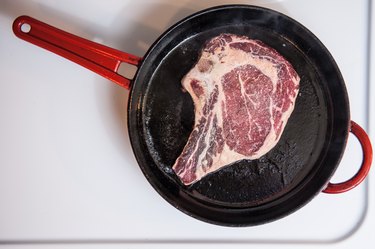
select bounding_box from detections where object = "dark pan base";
[128,5,350,226]
[143,27,327,207]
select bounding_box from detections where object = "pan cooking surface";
[142,24,328,206]
[128,5,349,225]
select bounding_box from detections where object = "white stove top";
[0,0,373,248]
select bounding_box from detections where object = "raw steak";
[172,33,300,185]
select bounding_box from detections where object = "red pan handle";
[323,121,372,194]
[12,16,141,90]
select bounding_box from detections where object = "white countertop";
[0,0,373,248]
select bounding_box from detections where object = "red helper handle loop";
[12,16,141,89]
[323,121,373,194]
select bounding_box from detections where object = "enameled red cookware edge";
[12,15,141,89]
[323,120,372,193]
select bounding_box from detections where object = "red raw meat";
[173,34,300,185]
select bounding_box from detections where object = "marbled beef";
[172,34,300,185]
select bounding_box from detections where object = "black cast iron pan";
[13,5,372,226]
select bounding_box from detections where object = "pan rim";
[127,4,350,226]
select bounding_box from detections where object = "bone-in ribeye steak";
[172,33,300,185]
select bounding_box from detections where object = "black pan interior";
[128,5,350,226]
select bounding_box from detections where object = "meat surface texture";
[172,34,300,185]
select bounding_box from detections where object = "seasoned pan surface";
[128,5,349,225]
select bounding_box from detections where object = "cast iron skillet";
[13,5,372,226]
